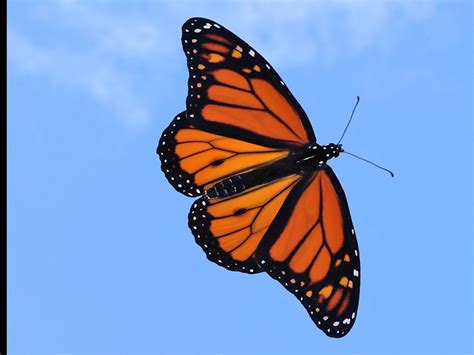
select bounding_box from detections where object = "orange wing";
[157,112,289,197]
[189,174,302,273]
[256,166,360,338]
[182,18,315,148]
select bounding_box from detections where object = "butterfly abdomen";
[205,175,246,199]
[205,157,296,199]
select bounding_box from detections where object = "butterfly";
[157,17,360,338]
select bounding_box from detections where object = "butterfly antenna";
[337,96,360,145]
[342,150,394,177]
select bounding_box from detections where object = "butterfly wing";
[182,17,316,148]
[158,112,289,197]
[189,174,302,273]
[256,166,360,337]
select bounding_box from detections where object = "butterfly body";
[158,17,361,338]
[205,143,342,199]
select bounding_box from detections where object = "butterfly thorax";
[205,143,342,200]
[294,143,343,167]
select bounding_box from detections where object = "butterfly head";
[327,143,343,156]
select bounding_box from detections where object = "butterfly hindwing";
[158,112,290,197]
[182,17,316,148]
[189,174,302,273]
[256,166,360,338]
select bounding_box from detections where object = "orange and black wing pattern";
[158,17,362,338]
[181,17,315,148]
[157,112,289,197]
[189,174,302,273]
[256,166,360,338]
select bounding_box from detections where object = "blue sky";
[7,1,472,354]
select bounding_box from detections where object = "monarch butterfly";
[157,17,360,338]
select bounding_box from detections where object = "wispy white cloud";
[38,0,178,59]
[8,0,436,127]
[8,0,178,127]
[8,28,150,127]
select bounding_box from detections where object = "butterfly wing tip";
[318,323,354,339]
[326,332,349,339]
[183,17,213,29]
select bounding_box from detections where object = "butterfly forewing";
[182,17,316,148]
